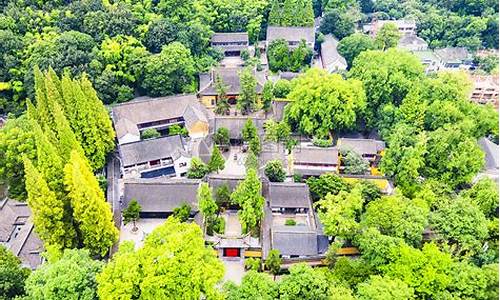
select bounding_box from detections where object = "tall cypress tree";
[24,159,75,250]
[64,150,118,257]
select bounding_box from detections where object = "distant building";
[211,116,266,143]
[119,135,191,179]
[292,145,339,177]
[210,32,249,57]
[266,26,315,49]
[469,75,499,107]
[320,34,347,73]
[0,198,44,269]
[398,34,428,51]
[477,137,499,183]
[123,178,201,218]
[434,47,473,70]
[364,19,416,37]
[265,182,328,258]
[337,138,385,175]
[412,50,440,74]
[112,94,210,144]
[198,67,266,109]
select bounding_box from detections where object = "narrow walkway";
[224,210,242,237]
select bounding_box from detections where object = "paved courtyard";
[222,259,245,284]
[120,218,165,248]
[220,147,247,176]
[223,210,242,236]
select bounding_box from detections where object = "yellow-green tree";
[64,150,118,257]
[24,159,74,250]
[97,218,224,299]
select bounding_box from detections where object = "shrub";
[273,79,291,98]
[187,158,209,179]
[141,128,160,139]
[264,160,286,182]
[312,136,332,147]
[213,127,230,147]
[245,258,261,271]
[173,203,192,222]
[285,219,296,226]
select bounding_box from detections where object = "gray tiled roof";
[198,67,264,96]
[268,182,311,209]
[119,135,188,167]
[271,228,319,256]
[123,178,201,213]
[212,117,265,140]
[478,137,499,171]
[320,34,347,69]
[211,32,249,44]
[0,199,43,269]
[266,26,315,46]
[337,138,385,156]
[435,47,471,63]
[112,94,208,140]
[398,34,428,48]
[207,174,245,192]
[293,146,339,165]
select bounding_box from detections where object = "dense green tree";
[374,23,400,50]
[286,68,366,137]
[264,160,286,182]
[0,245,30,300]
[316,186,364,240]
[424,124,484,188]
[97,218,224,299]
[430,197,489,256]
[272,79,291,98]
[355,227,405,269]
[208,146,225,173]
[381,243,453,299]
[237,67,257,114]
[267,39,312,72]
[362,194,428,247]
[24,159,73,250]
[215,184,232,207]
[231,168,265,233]
[141,42,196,97]
[214,73,230,115]
[123,199,141,232]
[337,33,376,69]
[306,172,349,201]
[187,157,209,179]
[140,128,161,140]
[242,118,258,142]
[277,264,329,300]
[268,0,315,27]
[461,178,499,217]
[25,249,102,300]
[64,150,118,257]
[198,182,218,221]
[341,149,369,175]
[265,249,282,279]
[348,49,423,128]
[357,275,414,300]
[213,127,230,146]
[245,150,259,171]
[261,81,274,112]
[225,271,277,300]
[0,115,36,200]
[319,9,356,39]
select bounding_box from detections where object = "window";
[179,162,187,167]
[150,159,160,166]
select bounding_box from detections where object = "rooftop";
[293,146,339,165]
[271,228,320,257]
[123,178,201,213]
[478,137,499,171]
[398,34,428,48]
[212,116,266,140]
[268,182,311,209]
[435,47,471,63]
[320,34,347,69]
[266,26,315,45]
[337,138,385,156]
[198,67,265,96]
[119,135,189,167]
[112,94,208,141]
[211,32,249,43]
